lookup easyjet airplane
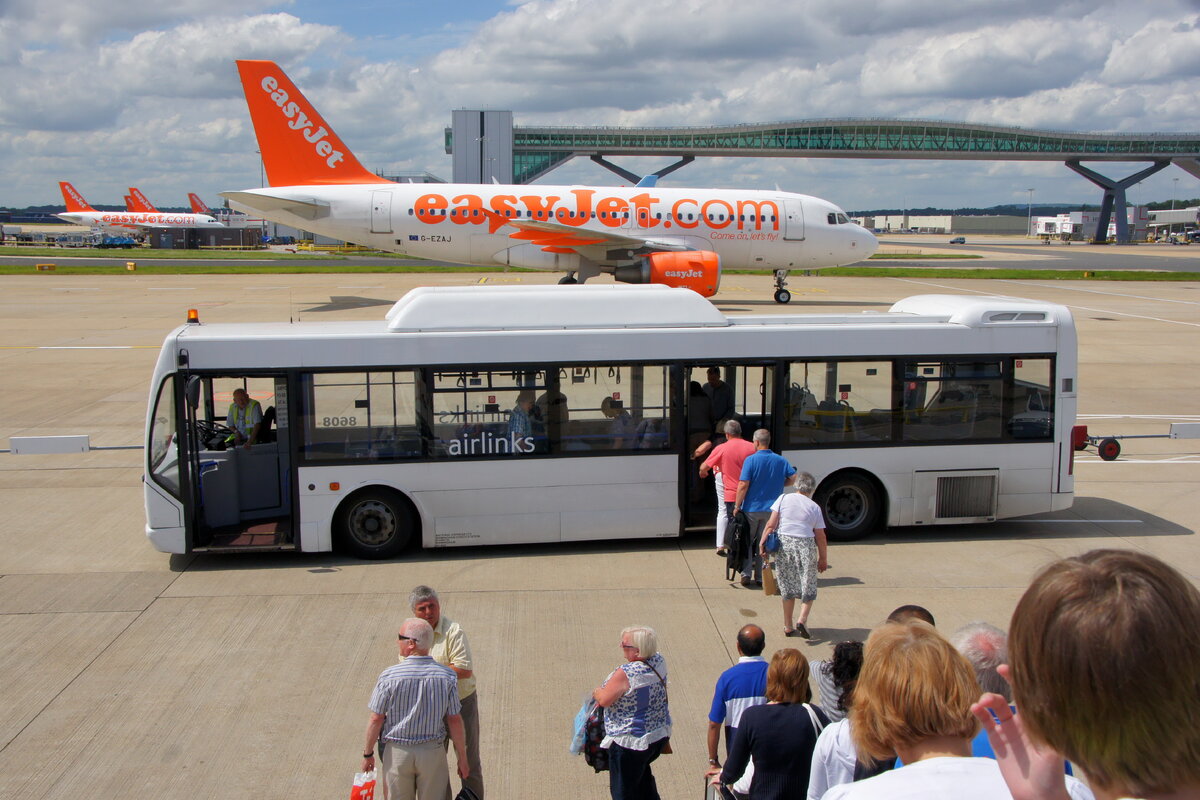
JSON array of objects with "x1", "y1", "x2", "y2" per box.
[
  {"x1": 125, "y1": 187, "x2": 158, "y2": 213},
  {"x1": 188, "y1": 193, "x2": 212, "y2": 214},
  {"x1": 222, "y1": 60, "x2": 877, "y2": 301},
  {"x1": 57, "y1": 182, "x2": 225, "y2": 232}
]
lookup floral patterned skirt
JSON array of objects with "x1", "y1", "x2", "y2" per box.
[{"x1": 775, "y1": 535, "x2": 818, "y2": 601}]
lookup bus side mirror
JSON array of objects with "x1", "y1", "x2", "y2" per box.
[{"x1": 184, "y1": 376, "x2": 201, "y2": 412}]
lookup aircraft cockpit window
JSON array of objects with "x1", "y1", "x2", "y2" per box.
[
  {"x1": 837, "y1": 213, "x2": 850, "y2": 224},
  {"x1": 827, "y1": 213, "x2": 837, "y2": 225}
]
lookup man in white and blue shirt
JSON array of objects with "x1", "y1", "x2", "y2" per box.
[
  {"x1": 362, "y1": 618, "x2": 468, "y2": 800},
  {"x1": 707, "y1": 625, "x2": 769, "y2": 770}
]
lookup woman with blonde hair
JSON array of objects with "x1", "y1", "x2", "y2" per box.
[
  {"x1": 711, "y1": 648, "x2": 828, "y2": 799},
  {"x1": 593, "y1": 626, "x2": 671, "y2": 800},
  {"x1": 823, "y1": 622, "x2": 1092, "y2": 799}
]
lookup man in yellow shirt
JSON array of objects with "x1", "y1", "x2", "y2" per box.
[
  {"x1": 410, "y1": 585, "x2": 483, "y2": 800},
  {"x1": 226, "y1": 388, "x2": 262, "y2": 448}
]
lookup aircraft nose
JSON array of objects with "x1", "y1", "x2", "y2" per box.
[
  {"x1": 843, "y1": 225, "x2": 877, "y2": 262},
  {"x1": 858, "y1": 226, "x2": 879, "y2": 258}
]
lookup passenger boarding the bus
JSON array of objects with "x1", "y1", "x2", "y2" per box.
[
  {"x1": 704, "y1": 367, "x2": 734, "y2": 424},
  {"x1": 226, "y1": 388, "x2": 263, "y2": 449}
]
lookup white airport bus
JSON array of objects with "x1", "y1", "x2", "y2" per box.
[{"x1": 144, "y1": 285, "x2": 1078, "y2": 558}]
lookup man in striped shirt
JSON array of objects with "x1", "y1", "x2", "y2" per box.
[{"x1": 362, "y1": 618, "x2": 468, "y2": 800}]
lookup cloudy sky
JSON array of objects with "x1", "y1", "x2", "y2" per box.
[{"x1": 3, "y1": 0, "x2": 1199, "y2": 211}]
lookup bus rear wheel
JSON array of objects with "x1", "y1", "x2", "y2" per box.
[
  {"x1": 815, "y1": 473, "x2": 882, "y2": 542},
  {"x1": 335, "y1": 488, "x2": 413, "y2": 559}
]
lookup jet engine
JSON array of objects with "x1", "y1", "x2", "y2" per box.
[{"x1": 613, "y1": 250, "x2": 721, "y2": 297}]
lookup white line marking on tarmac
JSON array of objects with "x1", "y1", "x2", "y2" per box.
[
  {"x1": 1078, "y1": 414, "x2": 1200, "y2": 419},
  {"x1": 148, "y1": 287, "x2": 196, "y2": 291},
  {"x1": 1076, "y1": 457, "x2": 1200, "y2": 464},
  {"x1": 998, "y1": 280, "x2": 1200, "y2": 306},
  {"x1": 892, "y1": 279, "x2": 1200, "y2": 328},
  {"x1": 50, "y1": 287, "x2": 99, "y2": 291},
  {"x1": 1006, "y1": 519, "x2": 1143, "y2": 523}
]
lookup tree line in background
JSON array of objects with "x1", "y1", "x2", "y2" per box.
[{"x1": 853, "y1": 200, "x2": 1200, "y2": 216}]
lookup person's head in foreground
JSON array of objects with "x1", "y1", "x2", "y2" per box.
[
  {"x1": 765, "y1": 648, "x2": 813, "y2": 704},
  {"x1": 1007, "y1": 549, "x2": 1200, "y2": 799},
  {"x1": 851, "y1": 621, "x2": 979, "y2": 763}
]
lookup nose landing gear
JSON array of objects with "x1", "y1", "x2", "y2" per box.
[{"x1": 773, "y1": 270, "x2": 791, "y2": 304}]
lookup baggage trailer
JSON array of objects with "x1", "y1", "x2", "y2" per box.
[{"x1": 1073, "y1": 423, "x2": 1200, "y2": 461}]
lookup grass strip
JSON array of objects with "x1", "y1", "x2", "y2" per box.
[
  {"x1": 0, "y1": 246, "x2": 346, "y2": 260},
  {"x1": 868, "y1": 253, "x2": 982, "y2": 259},
  {"x1": 2, "y1": 258, "x2": 1197, "y2": 282}
]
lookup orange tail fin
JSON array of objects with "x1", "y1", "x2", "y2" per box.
[
  {"x1": 59, "y1": 182, "x2": 95, "y2": 212},
  {"x1": 128, "y1": 187, "x2": 158, "y2": 212},
  {"x1": 235, "y1": 60, "x2": 391, "y2": 187},
  {"x1": 123, "y1": 195, "x2": 135, "y2": 211},
  {"x1": 188, "y1": 192, "x2": 211, "y2": 214}
]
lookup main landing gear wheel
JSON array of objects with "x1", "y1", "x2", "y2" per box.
[
  {"x1": 558, "y1": 274, "x2": 578, "y2": 285},
  {"x1": 1098, "y1": 437, "x2": 1121, "y2": 461},
  {"x1": 774, "y1": 289, "x2": 792, "y2": 304},
  {"x1": 335, "y1": 488, "x2": 413, "y2": 559}
]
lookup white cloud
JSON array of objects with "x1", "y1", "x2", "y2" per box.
[
  {"x1": 1102, "y1": 15, "x2": 1200, "y2": 84},
  {"x1": 0, "y1": 15, "x2": 344, "y2": 133},
  {"x1": 3, "y1": 0, "x2": 1200, "y2": 209}
]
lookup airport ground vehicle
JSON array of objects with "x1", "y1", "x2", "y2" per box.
[
  {"x1": 949, "y1": 236, "x2": 966, "y2": 244},
  {"x1": 144, "y1": 286, "x2": 1077, "y2": 558}
]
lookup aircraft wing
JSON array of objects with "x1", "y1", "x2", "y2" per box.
[
  {"x1": 500, "y1": 218, "x2": 692, "y2": 255},
  {"x1": 220, "y1": 191, "x2": 330, "y2": 220}
]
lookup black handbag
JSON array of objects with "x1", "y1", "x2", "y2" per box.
[{"x1": 582, "y1": 704, "x2": 609, "y2": 772}]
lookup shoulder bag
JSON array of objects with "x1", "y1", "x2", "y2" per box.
[{"x1": 646, "y1": 662, "x2": 674, "y2": 755}]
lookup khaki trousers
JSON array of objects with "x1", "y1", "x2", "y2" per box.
[{"x1": 383, "y1": 739, "x2": 447, "y2": 800}]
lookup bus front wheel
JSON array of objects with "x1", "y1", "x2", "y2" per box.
[
  {"x1": 335, "y1": 488, "x2": 414, "y2": 559},
  {"x1": 815, "y1": 473, "x2": 882, "y2": 542}
]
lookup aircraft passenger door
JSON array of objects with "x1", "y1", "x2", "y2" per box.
[
  {"x1": 370, "y1": 190, "x2": 392, "y2": 234},
  {"x1": 782, "y1": 198, "x2": 805, "y2": 241}
]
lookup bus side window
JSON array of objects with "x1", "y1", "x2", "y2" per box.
[
  {"x1": 553, "y1": 364, "x2": 672, "y2": 452},
  {"x1": 300, "y1": 371, "x2": 421, "y2": 460}
]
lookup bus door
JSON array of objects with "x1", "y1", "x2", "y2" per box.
[
  {"x1": 184, "y1": 374, "x2": 294, "y2": 551},
  {"x1": 680, "y1": 364, "x2": 775, "y2": 528}
]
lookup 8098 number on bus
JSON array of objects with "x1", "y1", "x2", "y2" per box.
[{"x1": 322, "y1": 417, "x2": 357, "y2": 427}]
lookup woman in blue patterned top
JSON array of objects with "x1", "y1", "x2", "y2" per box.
[{"x1": 592, "y1": 626, "x2": 672, "y2": 800}]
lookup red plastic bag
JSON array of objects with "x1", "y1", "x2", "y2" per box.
[{"x1": 351, "y1": 770, "x2": 376, "y2": 800}]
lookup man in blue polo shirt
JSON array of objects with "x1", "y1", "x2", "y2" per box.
[
  {"x1": 734, "y1": 429, "x2": 796, "y2": 587},
  {"x1": 706, "y1": 624, "x2": 768, "y2": 777}
]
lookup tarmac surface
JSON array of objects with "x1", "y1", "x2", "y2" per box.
[
  {"x1": 1, "y1": 266, "x2": 1198, "y2": 799},
  {"x1": 3, "y1": 233, "x2": 1200, "y2": 272}
]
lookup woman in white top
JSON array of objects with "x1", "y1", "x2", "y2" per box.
[
  {"x1": 822, "y1": 621, "x2": 1092, "y2": 800},
  {"x1": 759, "y1": 471, "x2": 827, "y2": 638}
]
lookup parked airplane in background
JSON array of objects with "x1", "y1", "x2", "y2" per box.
[
  {"x1": 222, "y1": 60, "x2": 876, "y2": 301},
  {"x1": 57, "y1": 182, "x2": 225, "y2": 232},
  {"x1": 126, "y1": 187, "x2": 158, "y2": 213},
  {"x1": 188, "y1": 193, "x2": 212, "y2": 214}
]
